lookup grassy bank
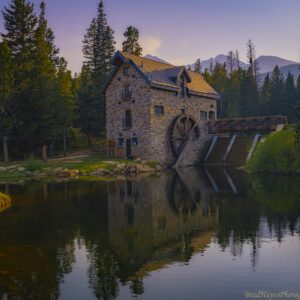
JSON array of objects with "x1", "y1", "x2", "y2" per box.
[
  {"x1": 0, "y1": 155, "x2": 161, "y2": 181},
  {"x1": 247, "y1": 127, "x2": 300, "y2": 173}
]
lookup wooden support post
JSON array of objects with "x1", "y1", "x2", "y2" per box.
[
  {"x1": 223, "y1": 135, "x2": 237, "y2": 163},
  {"x1": 204, "y1": 136, "x2": 218, "y2": 162},
  {"x1": 246, "y1": 134, "x2": 261, "y2": 162}
]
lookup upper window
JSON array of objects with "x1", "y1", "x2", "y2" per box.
[
  {"x1": 124, "y1": 67, "x2": 130, "y2": 76},
  {"x1": 124, "y1": 110, "x2": 132, "y2": 128},
  {"x1": 123, "y1": 83, "x2": 131, "y2": 99},
  {"x1": 154, "y1": 105, "x2": 164, "y2": 115},
  {"x1": 200, "y1": 111, "x2": 208, "y2": 121}
]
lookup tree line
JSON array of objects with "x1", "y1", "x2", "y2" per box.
[
  {"x1": 195, "y1": 40, "x2": 300, "y2": 121},
  {"x1": 0, "y1": 0, "x2": 142, "y2": 162}
]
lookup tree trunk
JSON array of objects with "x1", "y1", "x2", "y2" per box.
[
  {"x1": 49, "y1": 144, "x2": 54, "y2": 157},
  {"x1": 3, "y1": 136, "x2": 9, "y2": 163},
  {"x1": 63, "y1": 128, "x2": 67, "y2": 156},
  {"x1": 41, "y1": 144, "x2": 47, "y2": 161}
]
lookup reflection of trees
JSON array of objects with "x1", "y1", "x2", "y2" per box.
[
  {"x1": 250, "y1": 175, "x2": 300, "y2": 241},
  {"x1": 88, "y1": 247, "x2": 119, "y2": 300},
  {"x1": 215, "y1": 171, "x2": 300, "y2": 267},
  {"x1": 0, "y1": 181, "x2": 107, "y2": 299}
]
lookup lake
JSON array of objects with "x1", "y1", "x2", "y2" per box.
[{"x1": 0, "y1": 167, "x2": 300, "y2": 300}]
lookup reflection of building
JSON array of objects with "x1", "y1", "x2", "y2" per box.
[{"x1": 107, "y1": 169, "x2": 219, "y2": 282}]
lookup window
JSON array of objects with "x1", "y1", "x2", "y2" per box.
[
  {"x1": 124, "y1": 67, "x2": 130, "y2": 76},
  {"x1": 200, "y1": 111, "x2": 208, "y2": 121},
  {"x1": 123, "y1": 83, "x2": 131, "y2": 99},
  {"x1": 132, "y1": 137, "x2": 138, "y2": 146},
  {"x1": 124, "y1": 110, "x2": 132, "y2": 128},
  {"x1": 154, "y1": 105, "x2": 164, "y2": 115},
  {"x1": 118, "y1": 138, "x2": 124, "y2": 147}
]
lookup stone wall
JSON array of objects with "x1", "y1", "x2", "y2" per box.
[
  {"x1": 106, "y1": 63, "x2": 153, "y2": 159},
  {"x1": 149, "y1": 88, "x2": 217, "y2": 165}
]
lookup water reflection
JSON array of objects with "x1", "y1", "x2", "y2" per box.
[{"x1": 0, "y1": 168, "x2": 299, "y2": 299}]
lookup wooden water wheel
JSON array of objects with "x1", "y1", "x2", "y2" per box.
[{"x1": 169, "y1": 114, "x2": 200, "y2": 159}]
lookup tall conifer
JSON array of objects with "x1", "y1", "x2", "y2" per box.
[{"x1": 122, "y1": 26, "x2": 143, "y2": 56}]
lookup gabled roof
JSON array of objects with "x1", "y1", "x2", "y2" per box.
[{"x1": 104, "y1": 51, "x2": 218, "y2": 99}]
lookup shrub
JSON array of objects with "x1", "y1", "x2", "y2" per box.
[
  {"x1": 24, "y1": 158, "x2": 45, "y2": 172},
  {"x1": 247, "y1": 129, "x2": 300, "y2": 173}
]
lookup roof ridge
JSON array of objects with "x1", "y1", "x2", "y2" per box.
[{"x1": 120, "y1": 51, "x2": 174, "y2": 67}]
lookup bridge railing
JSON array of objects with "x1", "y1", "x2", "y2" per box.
[{"x1": 207, "y1": 115, "x2": 287, "y2": 134}]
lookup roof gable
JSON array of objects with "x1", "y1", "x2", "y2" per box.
[{"x1": 104, "y1": 51, "x2": 218, "y2": 98}]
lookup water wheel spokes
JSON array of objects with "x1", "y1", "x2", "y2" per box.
[{"x1": 169, "y1": 114, "x2": 200, "y2": 159}]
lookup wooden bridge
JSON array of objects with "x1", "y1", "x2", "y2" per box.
[{"x1": 203, "y1": 115, "x2": 287, "y2": 166}]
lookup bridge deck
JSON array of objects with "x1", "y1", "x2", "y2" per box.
[{"x1": 207, "y1": 115, "x2": 287, "y2": 134}]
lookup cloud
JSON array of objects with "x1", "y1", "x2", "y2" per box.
[{"x1": 141, "y1": 37, "x2": 162, "y2": 55}]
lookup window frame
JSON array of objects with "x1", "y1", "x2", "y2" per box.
[{"x1": 154, "y1": 105, "x2": 164, "y2": 116}]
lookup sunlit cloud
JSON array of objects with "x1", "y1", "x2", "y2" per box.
[{"x1": 141, "y1": 37, "x2": 162, "y2": 56}]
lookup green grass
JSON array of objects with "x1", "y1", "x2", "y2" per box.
[{"x1": 146, "y1": 160, "x2": 160, "y2": 169}]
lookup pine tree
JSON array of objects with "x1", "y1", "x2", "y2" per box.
[
  {"x1": 1, "y1": 0, "x2": 37, "y2": 88},
  {"x1": 83, "y1": 18, "x2": 98, "y2": 74},
  {"x1": 122, "y1": 26, "x2": 143, "y2": 56},
  {"x1": 260, "y1": 74, "x2": 272, "y2": 115},
  {"x1": 296, "y1": 75, "x2": 300, "y2": 103},
  {"x1": 55, "y1": 58, "x2": 76, "y2": 155},
  {"x1": 247, "y1": 39, "x2": 259, "y2": 80},
  {"x1": 240, "y1": 69, "x2": 260, "y2": 116},
  {"x1": 211, "y1": 63, "x2": 227, "y2": 117},
  {"x1": 194, "y1": 59, "x2": 202, "y2": 73},
  {"x1": 270, "y1": 65, "x2": 284, "y2": 115},
  {"x1": 0, "y1": 40, "x2": 14, "y2": 162},
  {"x1": 223, "y1": 69, "x2": 242, "y2": 117},
  {"x1": 226, "y1": 51, "x2": 235, "y2": 75},
  {"x1": 203, "y1": 68, "x2": 212, "y2": 85},
  {"x1": 94, "y1": 0, "x2": 115, "y2": 85},
  {"x1": 29, "y1": 1, "x2": 59, "y2": 159},
  {"x1": 77, "y1": 65, "x2": 102, "y2": 146},
  {"x1": 81, "y1": 0, "x2": 115, "y2": 138},
  {"x1": 282, "y1": 72, "x2": 297, "y2": 121}
]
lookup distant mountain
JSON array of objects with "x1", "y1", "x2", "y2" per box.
[
  {"x1": 256, "y1": 55, "x2": 298, "y2": 73},
  {"x1": 144, "y1": 54, "x2": 170, "y2": 64},
  {"x1": 259, "y1": 63, "x2": 300, "y2": 82},
  {"x1": 145, "y1": 53, "x2": 300, "y2": 81},
  {"x1": 189, "y1": 54, "x2": 249, "y2": 71}
]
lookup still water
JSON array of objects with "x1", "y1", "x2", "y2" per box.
[{"x1": 0, "y1": 167, "x2": 300, "y2": 300}]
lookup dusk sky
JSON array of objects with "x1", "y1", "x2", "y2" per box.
[{"x1": 1, "y1": 0, "x2": 300, "y2": 73}]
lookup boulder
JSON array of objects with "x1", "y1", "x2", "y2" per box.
[
  {"x1": 91, "y1": 168, "x2": 111, "y2": 176},
  {"x1": 136, "y1": 164, "x2": 155, "y2": 173},
  {"x1": 116, "y1": 163, "x2": 126, "y2": 170},
  {"x1": 69, "y1": 169, "x2": 80, "y2": 176},
  {"x1": 17, "y1": 167, "x2": 26, "y2": 172},
  {"x1": 0, "y1": 167, "x2": 7, "y2": 172},
  {"x1": 7, "y1": 165, "x2": 18, "y2": 170},
  {"x1": 53, "y1": 167, "x2": 63, "y2": 174}
]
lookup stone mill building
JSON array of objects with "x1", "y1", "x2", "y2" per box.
[{"x1": 104, "y1": 51, "x2": 219, "y2": 166}]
